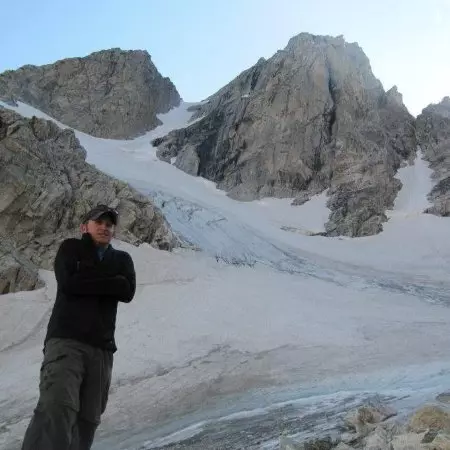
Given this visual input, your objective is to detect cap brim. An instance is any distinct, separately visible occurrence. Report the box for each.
[89,211,118,225]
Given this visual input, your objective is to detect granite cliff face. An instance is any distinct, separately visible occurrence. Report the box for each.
[416,97,450,216]
[0,107,177,293]
[154,33,417,237]
[0,49,180,139]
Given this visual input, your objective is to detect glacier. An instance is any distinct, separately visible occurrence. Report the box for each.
[1,101,450,449]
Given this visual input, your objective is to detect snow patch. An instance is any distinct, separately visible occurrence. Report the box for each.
[251,192,330,235]
[2,243,450,441]
[388,149,434,218]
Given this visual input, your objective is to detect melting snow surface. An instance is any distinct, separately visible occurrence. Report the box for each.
[1,101,450,449]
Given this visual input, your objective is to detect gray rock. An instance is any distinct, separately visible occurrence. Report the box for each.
[408,406,450,433]
[174,144,200,175]
[363,423,407,450]
[280,436,304,449]
[364,425,390,450]
[279,436,334,450]
[422,97,450,119]
[292,191,312,206]
[341,431,362,446]
[437,393,450,405]
[0,95,18,107]
[429,431,450,450]
[335,444,354,450]
[0,49,180,139]
[391,432,427,450]
[416,98,450,216]
[154,33,416,237]
[422,430,439,443]
[344,403,397,434]
[0,247,42,294]
[0,107,177,293]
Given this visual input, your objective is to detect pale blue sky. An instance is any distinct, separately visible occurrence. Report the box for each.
[2,0,449,115]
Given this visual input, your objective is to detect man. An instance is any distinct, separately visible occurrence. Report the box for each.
[22,205,136,450]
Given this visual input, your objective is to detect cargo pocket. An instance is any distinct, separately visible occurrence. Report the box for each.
[40,341,70,394]
[38,338,85,412]
[40,353,68,393]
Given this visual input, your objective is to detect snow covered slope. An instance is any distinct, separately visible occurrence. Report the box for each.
[2,100,449,280]
[2,243,450,449]
[1,101,450,449]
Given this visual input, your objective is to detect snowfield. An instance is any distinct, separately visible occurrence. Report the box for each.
[1,101,450,449]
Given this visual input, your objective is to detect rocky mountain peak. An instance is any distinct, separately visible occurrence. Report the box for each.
[154,33,416,237]
[2,35,448,239]
[285,32,373,73]
[385,86,406,109]
[421,96,450,118]
[0,48,181,139]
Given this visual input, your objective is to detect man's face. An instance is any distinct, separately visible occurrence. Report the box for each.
[81,215,115,246]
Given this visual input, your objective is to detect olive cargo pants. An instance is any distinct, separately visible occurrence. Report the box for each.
[21,338,113,450]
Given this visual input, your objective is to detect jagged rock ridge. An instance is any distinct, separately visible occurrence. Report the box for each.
[154,33,417,237]
[0,49,180,139]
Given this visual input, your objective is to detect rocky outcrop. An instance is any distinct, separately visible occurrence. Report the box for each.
[0,107,177,293]
[416,97,450,216]
[0,246,42,295]
[154,33,417,237]
[0,49,180,139]
[408,406,450,433]
[280,401,450,450]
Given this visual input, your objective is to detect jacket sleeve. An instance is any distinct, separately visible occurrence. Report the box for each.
[54,240,133,300]
[118,252,136,303]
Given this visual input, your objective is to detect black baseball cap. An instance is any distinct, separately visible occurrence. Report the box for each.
[82,205,119,225]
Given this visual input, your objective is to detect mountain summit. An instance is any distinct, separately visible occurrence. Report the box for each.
[154,33,417,236]
[0,49,180,139]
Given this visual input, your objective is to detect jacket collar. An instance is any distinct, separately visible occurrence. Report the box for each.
[81,233,112,251]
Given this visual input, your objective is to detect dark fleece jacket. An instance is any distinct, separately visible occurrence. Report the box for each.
[45,233,136,352]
